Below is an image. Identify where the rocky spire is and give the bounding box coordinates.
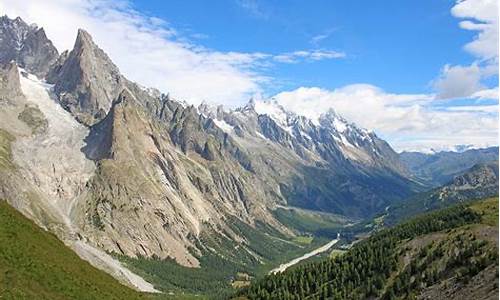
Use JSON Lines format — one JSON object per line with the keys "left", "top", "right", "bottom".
{"left": 48, "top": 28, "right": 124, "bottom": 126}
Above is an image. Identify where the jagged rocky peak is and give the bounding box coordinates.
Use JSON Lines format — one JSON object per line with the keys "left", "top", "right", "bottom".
{"left": 48, "top": 28, "right": 124, "bottom": 126}
{"left": 318, "top": 109, "right": 349, "bottom": 130}
{"left": 0, "top": 15, "right": 58, "bottom": 77}
{"left": 197, "top": 100, "right": 225, "bottom": 119}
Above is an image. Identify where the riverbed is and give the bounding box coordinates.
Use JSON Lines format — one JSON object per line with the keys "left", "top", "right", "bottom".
{"left": 269, "top": 237, "right": 340, "bottom": 274}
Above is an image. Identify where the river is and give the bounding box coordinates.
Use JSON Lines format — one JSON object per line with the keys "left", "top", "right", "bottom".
{"left": 269, "top": 234, "right": 340, "bottom": 274}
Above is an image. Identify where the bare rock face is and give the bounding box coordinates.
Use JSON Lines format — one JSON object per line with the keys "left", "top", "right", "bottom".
{"left": 47, "top": 29, "right": 124, "bottom": 126}
{"left": 74, "top": 88, "right": 284, "bottom": 266}
{"left": 0, "top": 62, "right": 23, "bottom": 103}
{"left": 0, "top": 16, "right": 58, "bottom": 78}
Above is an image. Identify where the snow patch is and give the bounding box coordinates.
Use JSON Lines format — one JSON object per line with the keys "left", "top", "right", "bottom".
{"left": 15, "top": 69, "right": 95, "bottom": 230}
{"left": 213, "top": 118, "right": 234, "bottom": 134}
{"left": 254, "top": 100, "right": 290, "bottom": 127}
{"left": 332, "top": 117, "right": 347, "bottom": 133}
{"left": 255, "top": 131, "right": 268, "bottom": 140}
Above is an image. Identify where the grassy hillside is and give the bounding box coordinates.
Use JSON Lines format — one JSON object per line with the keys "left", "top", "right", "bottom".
{"left": 273, "top": 206, "right": 352, "bottom": 238}
{"left": 238, "top": 198, "right": 498, "bottom": 299}
{"left": 0, "top": 200, "right": 151, "bottom": 300}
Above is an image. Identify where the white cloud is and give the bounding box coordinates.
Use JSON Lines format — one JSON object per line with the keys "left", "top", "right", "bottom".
{"left": 0, "top": 0, "right": 495, "bottom": 152}
{"left": 236, "top": 0, "right": 269, "bottom": 19}
{"left": 273, "top": 50, "right": 345, "bottom": 63}
{"left": 272, "top": 85, "right": 497, "bottom": 152}
{"left": 451, "top": 0, "right": 499, "bottom": 61}
{"left": 433, "top": 63, "right": 484, "bottom": 99}
{"left": 433, "top": 0, "right": 499, "bottom": 100}
{"left": 310, "top": 33, "right": 330, "bottom": 46}
{"left": 309, "top": 28, "right": 337, "bottom": 46}
{"left": 0, "top": 0, "right": 347, "bottom": 106}
{"left": 471, "top": 87, "right": 499, "bottom": 100}
{"left": 444, "top": 105, "right": 498, "bottom": 112}
{"left": 0, "top": 0, "right": 270, "bottom": 106}
{"left": 273, "top": 0, "right": 500, "bottom": 152}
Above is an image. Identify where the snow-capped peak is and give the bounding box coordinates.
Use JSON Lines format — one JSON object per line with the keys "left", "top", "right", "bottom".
{"left": 252, "top": 98, "right": 297, "bottom": 127}
{"left": 318, "top": 109, "right": 349, "bottom": 133}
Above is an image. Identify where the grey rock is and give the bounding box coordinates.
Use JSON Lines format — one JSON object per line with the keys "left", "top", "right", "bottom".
{"left": 47, "top": 29, "right": 124, "bottom": 126}
{"left": 0, "top": 16, "right": 58, "bottom": 77}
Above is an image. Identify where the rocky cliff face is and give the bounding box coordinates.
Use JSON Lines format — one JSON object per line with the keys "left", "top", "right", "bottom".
{"left": 0, "top": 15, "right": 425, "bottom": 284}
{"left": 0, "top": 16, "right": 58, "bottom": 77}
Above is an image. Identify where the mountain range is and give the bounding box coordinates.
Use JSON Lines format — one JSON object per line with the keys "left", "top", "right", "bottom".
{"left": 0, "top": 15, "right": 497, "bottom": 297}
{"left": 400, "top": 147, "right": 499, "bottom": 186}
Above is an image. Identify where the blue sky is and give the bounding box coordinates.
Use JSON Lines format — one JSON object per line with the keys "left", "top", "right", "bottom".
{"left": 134, "top": 0, "right": 479, "bottom": 94}
{"left": 0, "top": 0, "right": 498, "bottom": 152}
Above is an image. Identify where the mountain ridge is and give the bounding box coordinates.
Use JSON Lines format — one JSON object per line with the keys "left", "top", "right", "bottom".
{"left": 0, "top": 15, "right": 494, "bottom": 296}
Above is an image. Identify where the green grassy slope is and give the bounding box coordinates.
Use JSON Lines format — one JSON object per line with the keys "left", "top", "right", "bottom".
{"left": 0, "top": 200, "right": 150, "bottom": 300}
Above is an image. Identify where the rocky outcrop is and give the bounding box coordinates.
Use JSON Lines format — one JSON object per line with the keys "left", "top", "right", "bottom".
{"left": 198, "top": 99, "right": 420, "bottom": 216}
{"left": 0, "top": 16, "right": 58, "bottom": 77}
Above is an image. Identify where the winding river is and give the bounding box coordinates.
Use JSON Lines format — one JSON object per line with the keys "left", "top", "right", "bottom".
{"left": 269, "top": 234, "right": 340, "bottom": 274}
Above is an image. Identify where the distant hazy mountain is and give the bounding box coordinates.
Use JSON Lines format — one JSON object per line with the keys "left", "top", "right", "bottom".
{"left": 385, "top": 160, "right": 499, "bottom": 225}
{"left": 400, "top": 147, "right": 499, "bottom": 186}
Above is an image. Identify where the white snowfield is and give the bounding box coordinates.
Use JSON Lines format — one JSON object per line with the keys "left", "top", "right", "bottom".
{"left": 15, "top": 70, "right": 159, "bottom": 293}
{"left": 269, "top": 234, "right": 340, "bottom": 274}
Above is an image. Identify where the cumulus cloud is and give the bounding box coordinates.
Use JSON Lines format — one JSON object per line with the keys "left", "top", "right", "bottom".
{"left": 433, "top": 0, "right": 499, "bottom": 100}
{"left": 272, "top": 85, "right": 498, "bottom": 152}
{"left": 0, "top": 0, "right": 496, "bottom": 152}
{"left": 433, "top": 63, "right": 484, "bottom": 99}
{"left": 451, "top": 0, "right": 499, "bottom": 61}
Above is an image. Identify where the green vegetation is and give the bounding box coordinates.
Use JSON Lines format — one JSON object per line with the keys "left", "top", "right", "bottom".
{"left": 329, "top": 249, "right": 345, "bottom": 259}
{"left": 0, "top": 128, "right": 15, "bottom": 170}
{"left": 0, "top": 200, "right": 150, "bottom": 300}
{"left": 470, "top": 197, "right": 498, "bottom": 226}
{"left": 239, "top": 199, "right": 497, "bottom": 300}
{"left": 274, "top": 207, "right": 349, "bottom": 238}
{"left": 121, "top": 218, "right": 326, "bottom": 299}
{"left": 383, "top": 229, "right": 497, "bottom": 299}
{"left": 293, "top": 236, "right": 313, "bottom": 245}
